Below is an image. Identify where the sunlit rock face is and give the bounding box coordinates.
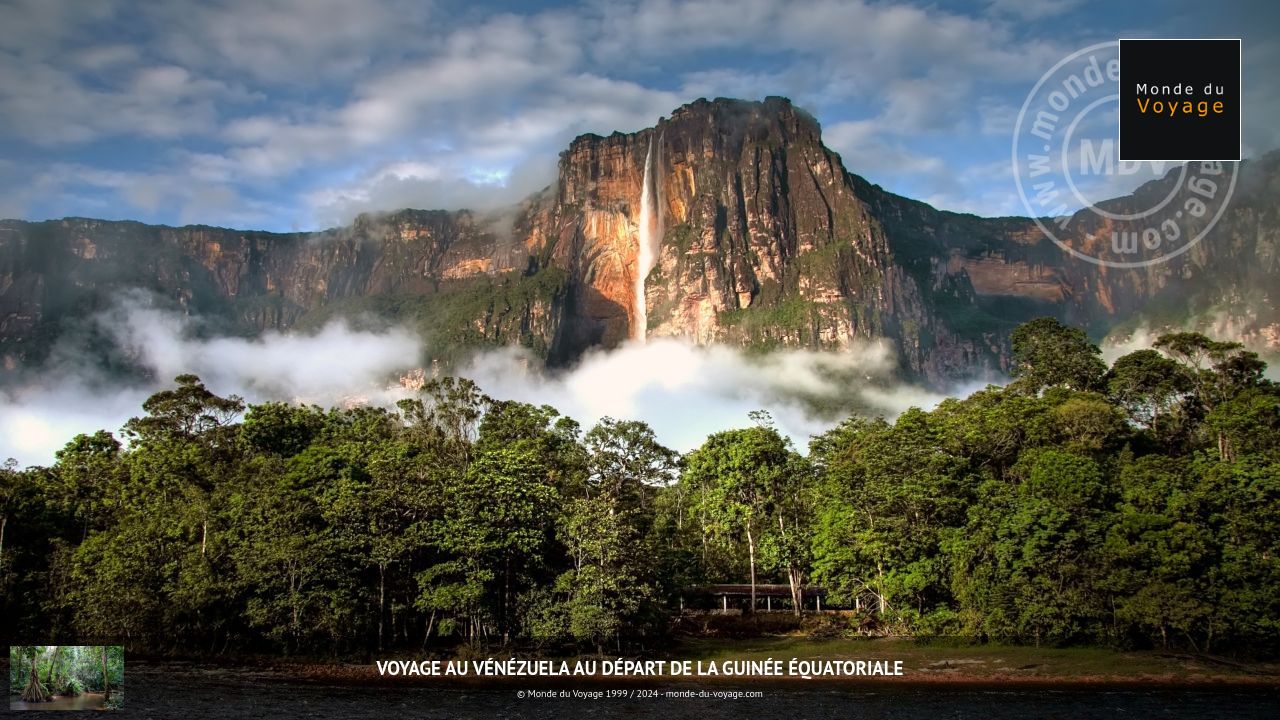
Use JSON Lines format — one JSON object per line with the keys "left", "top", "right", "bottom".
{"left": 524, "top": 97, "right": 1278, "bottom": 382}
{"left": 515, "top": 97, "right": 997, "bottom": 381}
{"left": 1, "top": 97, "right": 1277, "bottom": 386}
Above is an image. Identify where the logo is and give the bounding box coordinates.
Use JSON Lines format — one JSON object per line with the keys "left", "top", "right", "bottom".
{"left": 1012, "top": 41, "right": 1238, "bottom": 268}
{"left": 1119, "top": 39, "right": 1241, "bottom": 161}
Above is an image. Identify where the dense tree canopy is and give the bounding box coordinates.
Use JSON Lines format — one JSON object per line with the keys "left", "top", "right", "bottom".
{"left": 1010, "top": 317, "right": 1109, "bottom": 393}
{"left": 0, "top": 319, "right": 1277, "bottom": 657}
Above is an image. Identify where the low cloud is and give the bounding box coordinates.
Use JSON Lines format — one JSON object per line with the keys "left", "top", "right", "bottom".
{"left": 1103, "top": 313, "right": 1280, "bottom": 380}
{"left": 94, "top": 296, "right": 423, "bottom": 401}
{"left": 307, "top": 153, "right": 560, "bottom": 226}
{"left": 0, "top": 293, "right": 957, "bottom": 466}
{"left": 459, "top": 338, "right": 927, "bottom": 453}
{"left": 1, "top": 294, "right": 423, "bottom": 465}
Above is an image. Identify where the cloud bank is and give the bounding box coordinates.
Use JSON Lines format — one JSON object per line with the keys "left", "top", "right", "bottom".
{"left": 0, "top": 294, "right": 954, "bottom": 466}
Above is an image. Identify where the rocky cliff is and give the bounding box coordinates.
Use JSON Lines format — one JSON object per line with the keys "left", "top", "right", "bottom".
{"left": 511, "top": 97, "right": 1001, "bottom": 381}
{"left": 1, "top": 97, "right": 1277, "bottom": 386}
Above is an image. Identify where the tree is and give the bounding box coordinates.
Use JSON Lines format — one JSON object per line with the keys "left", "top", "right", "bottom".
{"left": 932, "top": 389, "right": 1056, "bottom": 480}
{"left": 535, "top": 496, "right": 655, "bottom": 651}
{"left": 0, "top": 459, "right": 17, "bottom": 565}
{"left": 1154, "top": 332, "right": 1240, "bottom": 373}
{"left": 4, "top": 321, "right": 1278, "bottom": 659}
{"left": 397, "top": 376, "right": 488, "bottom": 466}
{"left": 528, "top": 418, "right": 675, "bottom": 649}
{"left": 124, "top": 374, "right": 244, "bottom": 443}
{"left": 64, "top": 377, "right": 249, "bottom": 651}
{"left": 1191, "top": 455, "right": 1280, "bottom": 652}
{"left": 323, "top": 436, "right": 440, "bottom": 652}
{"left": 19, "top": 645, "right": 51, "bottom": 702}
{"left": 419, "top": 439, "right": 558, "bottom": 645}
{"left": 233, "top": 441, "right": 361, "bottom": 653}
{"left": 1154, "top": 333, "right": 1272, "bottom": 458}
{"left": 1010, "top": 317, "right": 1107, "bottom": 393}
{"left": 46, "top": 645, "right": 59, "bottom": 688}
{"left": 1102, "top": 455, "right": 1211, "bottom": 649}
{"left": 812, "top": 410, "right": 968, "bottom": 627}
{"left": 1107, "top": 349, "right": 1191, "bottom": 430}
{"left": 683, "top": 423, "right": 799, "bottom": 614}
{"left": 240, "top": 402, "right": 325, "bottom": 458}
{"left": 100, "top": 645, "right": 110, "bottom": 701}
{"left": 583, "top": 417, "right": 678, "bottom": 509}
{"left": 124, "top": 375, "right": 244, "bottom": 558}
{"left": 761, "top": 449, "right": 814, "bottom": 617}
{"left": 1205, "top": 389, "right": 1280, "bottom": 461}
{"left": 1153, "top": 332, "right": 1261, "bottom": 411}
{"left": 954, "top": 449, "right": 1110, "bottom": 645}
{"left": 1051, "top": 393, "right": 1128, "bottom": 453}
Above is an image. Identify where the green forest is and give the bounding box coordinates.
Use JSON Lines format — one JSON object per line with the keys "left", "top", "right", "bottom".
{"left": 0, "top": 319, "right": 1276, "bottom": 658}
{"left": 9, "top": 645, "right": 123, "bottom": 709}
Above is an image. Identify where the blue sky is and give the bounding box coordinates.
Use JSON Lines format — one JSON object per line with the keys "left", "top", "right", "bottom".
{"left": 1, "top": 0, "right": 1276, "bottom": 232}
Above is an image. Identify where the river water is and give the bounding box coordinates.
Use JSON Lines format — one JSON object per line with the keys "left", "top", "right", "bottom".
{"left": 9, "top": 691, "right": 106, "bottom": 710}
{"left": 106, "top": 665, "right": 1279, "bottom": 719}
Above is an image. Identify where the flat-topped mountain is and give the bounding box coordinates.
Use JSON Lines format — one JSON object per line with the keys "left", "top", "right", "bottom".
{"left": 1, "top": 97, "right": 1276, "bottom": 386}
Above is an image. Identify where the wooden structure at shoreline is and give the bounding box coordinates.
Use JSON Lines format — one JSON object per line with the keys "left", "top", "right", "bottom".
{"left": 684, "top": 584, "right": 828, "bottom": 612}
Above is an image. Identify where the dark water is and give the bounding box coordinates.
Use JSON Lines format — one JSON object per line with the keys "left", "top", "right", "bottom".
{"left": 110, "top": 665, "right": 1280, "bottom": 719}
{"left": 9, "top": 691, "right": 106, "bottom": 710}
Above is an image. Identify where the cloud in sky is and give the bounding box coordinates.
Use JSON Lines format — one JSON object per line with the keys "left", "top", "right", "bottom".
{"left": 0, "top": 0, "right": 1276, "bottom": 230}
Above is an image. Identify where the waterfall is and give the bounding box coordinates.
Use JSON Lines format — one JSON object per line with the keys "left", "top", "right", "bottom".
{"left": 634, "top": 135, "right": 662, "bottom": 341}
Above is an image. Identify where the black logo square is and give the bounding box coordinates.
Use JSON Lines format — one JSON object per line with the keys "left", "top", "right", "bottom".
{"left": 1119, "top": 39, "right": 1241, "bottom": 161}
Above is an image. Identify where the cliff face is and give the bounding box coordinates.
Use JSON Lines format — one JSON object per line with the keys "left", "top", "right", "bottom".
{"left": 0, "top": 209, "right": 565, "bottom": 374}
{"left": 519, "top": 97, "right": 1278, "bottom": 380}
{"left": 517, "top": 97, "right": 1004, "bottom": 381}
{"left": 1, "top": 97, "right": 1277, "bottom": 386}
{"left": 876, "top": 154, "right": 1280, "bottom": 350}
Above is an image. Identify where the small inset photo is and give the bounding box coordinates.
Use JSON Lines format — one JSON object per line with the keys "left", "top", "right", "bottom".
{"left": 9, "top": 646, "right": 123, "bottom": 711}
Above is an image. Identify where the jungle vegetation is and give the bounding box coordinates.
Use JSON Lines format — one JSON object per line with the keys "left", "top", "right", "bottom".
{"left": 9, "top": 645, "right": 122, "bottom": 706}
{"left": 0, "top": 319, "right": 1276, "bottom": 657}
